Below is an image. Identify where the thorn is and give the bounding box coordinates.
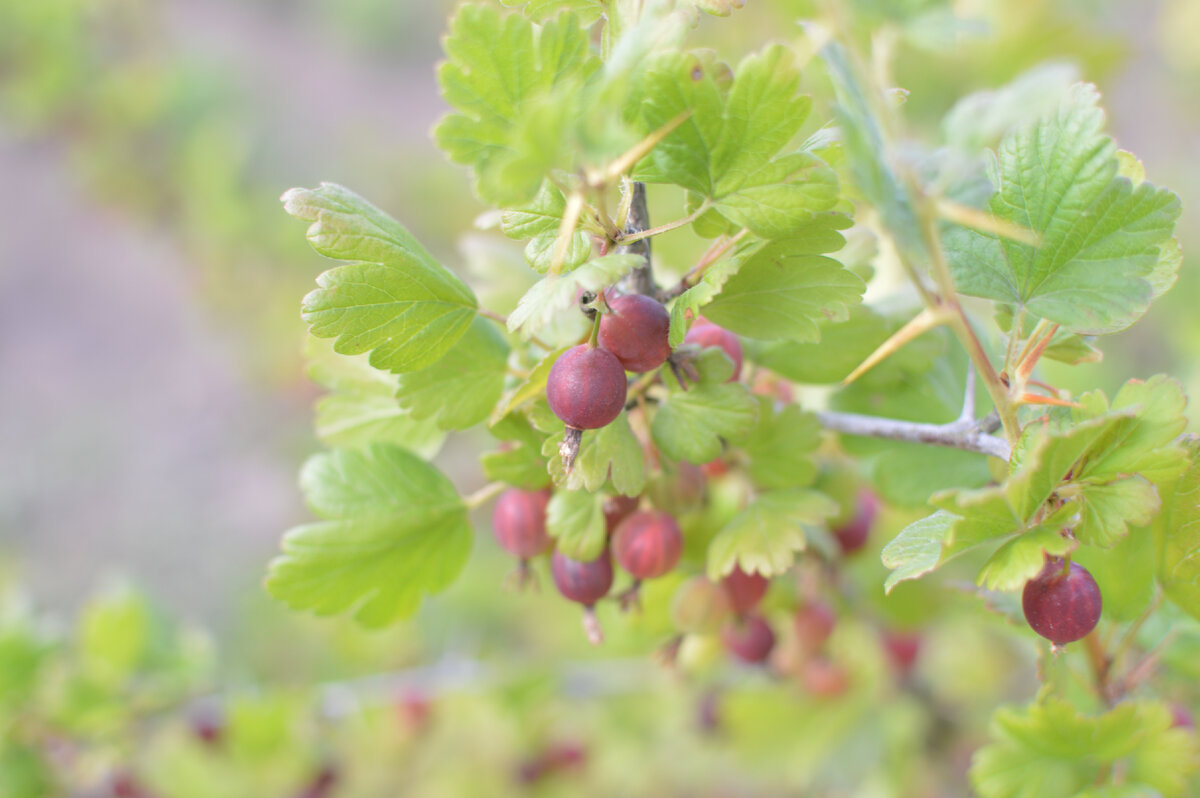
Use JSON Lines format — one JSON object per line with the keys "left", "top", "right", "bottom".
{"left": 841, "top": 306, "right": 952, "bottom": 387}
{"left": 1015, "top": 323, "right": 1060, "bottom": 382}
{"left": 935, "top": 198, "right": 1041, "bottom": 246}
{"left": 1017, "top": 393, "right": 1081, "bottom": 409}
{"left": 603, "top": 110, "right": 693, "bottom": 183}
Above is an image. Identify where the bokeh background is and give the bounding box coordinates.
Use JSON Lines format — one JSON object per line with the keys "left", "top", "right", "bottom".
{"left": 1, "top": 0, "right": 1199, "bottom": 794}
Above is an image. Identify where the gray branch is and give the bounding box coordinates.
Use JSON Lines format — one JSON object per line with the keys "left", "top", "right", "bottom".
{"left": 816, "top": 410, "right": 1011, "bottom": 460}
{"left": 618, "top": 181, "right": 656, "bottom": 296}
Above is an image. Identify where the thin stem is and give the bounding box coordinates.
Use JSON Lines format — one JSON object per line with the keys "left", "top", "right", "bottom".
{"left": 463, "top": 482, "right": 506, "bottom": 510}
{"left": 661, "top": 229, "right": 748, "bottom": 302}
{"left": 816, "top": 410, "right": 1011, "bottom": 459}
{"left": 587, "top": 309, "right": 602, "bottom": 348}
{"left": 1083, "top": 630, "right": 1113, "bottom": 707}
{"left": 478, "top": 307, "right": 508, "bottom": 325}
{"left": 615, "top": 202, "right": 710, "bottom": 247}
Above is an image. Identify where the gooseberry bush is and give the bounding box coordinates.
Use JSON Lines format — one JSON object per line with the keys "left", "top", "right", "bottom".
{"left": 257, "top": 1, "right": 1200, "bottom": 795}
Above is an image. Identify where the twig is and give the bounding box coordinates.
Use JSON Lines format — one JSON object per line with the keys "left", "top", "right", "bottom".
{"left": 617, "top": 181, "right": 656, "bottom": 297}
{"left": 816, "top": 410, "right": 1011, "bottom": 459}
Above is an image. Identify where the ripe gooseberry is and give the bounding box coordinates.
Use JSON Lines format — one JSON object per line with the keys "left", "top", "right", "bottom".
{"left": 684, "top": 318, "right": 743, "bottom": 382}
{"left": 551, "top": 550, "right": 615, "bottom": 644}
{"left": 597, "top": 293, "right": 671, "bottom": 372}
{"left": 612, "top": 510, "right": 683, "bottom": 580}
{"left": 546, "top": 345, "right": 627, "bottom": 430}
{"left": 721, "top": 566, "right": 770, "bottom": 615}
{"left": 1021, "top": 559, "right": 1102, "bottom": 645}
{"left": 722, "top": 614, "right": 776, "bottom": 664}
{"left": 492, "top": 488, "right": 552, "bottom": 561}
{"left": 833, "top": 488, "right": 880, "bottom": 555}
{"left": 793, "top": 600, "right": 836, "bottom": 656}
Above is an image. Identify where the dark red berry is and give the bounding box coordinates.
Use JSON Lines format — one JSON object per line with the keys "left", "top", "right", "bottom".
{"left": 602, "top": 494, "right": 640, "bottom": 535}
{"left": 794, "top": 601, "right": 836, "bottom": 655}
{"left": 396, "top": 688, "right": 433, "bottom": 731}
{"left": 833, "top": 488, "right": 880, "bottom": 555}
{"left": 551, "top": 551, "right": 614, "bottom": 606}
{"left": 684, "top": 318, "right": 743, "bottom": 382}
{"left": 492, "top": 488, "right": 552, "bottom": 559}
{"left": 721, "top": 567, "right": 770, "bottom": 615}
{"left": 612, "top": 510, "right": 683, "bottom": 580}
{"left": 722, "top": 614, "right": 776, "bottom": 664}
{"left": 546, "top": 345, "right": 627, "bottom": 430}
{"left": 188, "top": 702, "right": 224, "bottom": 747}
{"left": 881, "top": 629, "right": 922, "bottom": 677}
{"left": 800, "top": 656, "right": 849, "bottom": 697}
{"left": 1021, "top": 560, "right": 1102, "bottom": 645}
{"left": 597, "top": 293, "right": 671, "bottom": 372}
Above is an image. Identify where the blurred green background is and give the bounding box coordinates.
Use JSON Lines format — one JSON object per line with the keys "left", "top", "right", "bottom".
{"left": 1, "top": 0, "right": 1198, "bottom": 795}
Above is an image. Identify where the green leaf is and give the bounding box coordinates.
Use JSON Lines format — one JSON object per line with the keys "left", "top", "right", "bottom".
{"left": 394, "top": 316, "right": 509, "bottom": 431}
{"left": 651, "top": 351, "right": 758, "bottom": 464}
{"left": 435, "top": 6, "right": 599, "bottom": 204}
{"left": 481, "top": 446, "right": 550, "bottom": 490}
{"left": 544, "top": 412, "right": 646, "bottom": 496}
{"left": 741, "top": 399, "right": 820, "bottom": 489}
{"left": 78, "top": 587, "right": 151, "bottom": 684}
{"left": 501, "top": 182, "right": 593, "bottom": 273}
{"left": 975, "top": 511, "right": 1078, "bottom": 592}
{"left": 499, "top": 0, "right": 605, "bottom": 24}
{"left": 631, "top": 46, "right": 839, "bottom": 237}
{"left": 706, "top": 489, "right": 838, "bottom": 579}
{"left": 306, "top": 336, "right": 445, "bottom": 457}
{"left": 882, "top": 510, "right": 956, "bottom": 593}
{"left": 970, "top": 698, "right": 1199, "bottom": 798}
{"left": 546, "top": 490, "right": 606, "bottom": 560}
{"left": 702, "top": 237, "right": 864, "bottom": 341}
{"left": 1157, "top": 439, "right": 1200, "bottom": 621}
{"left": 1073, "top": 476, "right": 1158, "bottom": 548}
{"left": 266, "top": 445, "right": 471, "bottom": 627}
{"left": 0, "top": 742, "right": 53, "bottom": 798}
{"left": 945, "top": 84, "right": 1182, "bottom": 335}
{"left": 668, "top": 256, "right": 743, "bottom": 347}
{"left": 284, "top": 183, "right": 478, "bottom": 373}
{"left": 507, "top": 254, "right": 641, "bottom": 338}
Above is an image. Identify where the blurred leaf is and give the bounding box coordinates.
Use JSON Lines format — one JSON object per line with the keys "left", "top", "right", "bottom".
{"left": 507, "top": 253, "right": 640, "bottom": 337}
{"left": 395, "top": 316, "right": 509, "bottom": 431}
{"left": 942, "top": 62, "right": 1080, "bottom": 151}
{"left": 707, "top": 489, "right": 838, "bottom": 578}
{"left": 501, "top": 182, "right": 592, "bottom": 273}
{"left": 970, "top": 698, "right": 1199, "bottom": 798}
{"left": 651, "top": 350, "right": 758, "bottom": 464}
{"left": 1157, "top": 439, "right": 1200, "bottom": 621}
{"left": 266, "top": 445, "right": 470, "bottom": 627}
{"left": 78, "top": 587, "right": 151, "bottom": 684}
{"left": 742, "top": 399, "right": 820, "bottom": 489}
{"left": 545, "top": 411, "right": 646, "bottom": 495}
{"left": 945, "top": 84, "right": 1182, "bottom": 335}
{"left": 546, "top": 490, "right": 606, "bottom": 560}
{"left": 0, "top": 742, "right": 52, "bottom": 798}
{"left": 499, "top": 0, "right": 605, "bottom": 24}
{"left": 284, "top": 183, "right": 478, "bottom": 372}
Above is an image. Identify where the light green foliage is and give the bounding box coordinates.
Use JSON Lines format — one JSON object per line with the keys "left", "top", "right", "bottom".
{"left": 546, "top": 489, "right": 607, "bottom": 560}
{"left": 394, "top": 316, "right": 509, "bottom": 431}
{"left": 668, "top": 255, "right": 744, "bottom": 347}
{"left": 544, "top": 411, "right": 646, "bottom": 495}
{"left": 78, "top": 587, "right": 152, "bottom": 684}
{"left": 435, "top": 6, "right": 600, "bottom": 204}
{"left": 970, "top": 698, "right": 1199, "bottom": 798}
{"left": 266, "top": 445, "right": 471, "bottom": 627}
{"left": 306, "top": 336, "right": 445, "bottom": 457}
{"left": 702, "top": 235, "right": 865, "bottom": 342}
{"left": 501, "top": 182, "right": 593, "bottom": 273}
{"left": 706, "top": 489, "right": 839, "bottom": 579}
{"left": 1157, "top": 439, "right": 1200, "bottom": 620}
{"left": 506, "top": 253, "right": 641, "bottom": 338}
{"left": 651, "top": 350, "right": 758, "bottom": 464}
{"left": 631, "top": 46, "right": 841, "bottom": 238}
{"left": 742, "top": 400, "right": 820, "bottom": 489}
{"left": 946, "top": 84, "right": 1182, "bottom": 335}
{"left": 498, "top": 0, "right": 605, "bottom": 24}
{"left": 284, "top": 183, "right": 478, "bottom": 373}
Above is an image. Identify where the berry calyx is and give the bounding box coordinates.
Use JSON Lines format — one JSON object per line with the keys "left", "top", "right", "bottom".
{"left": 612, "top": 510, "right": 684, "bottom": 580}
{"left": 721, "top": 566, "right": 770, "bottom": 615}
{"left": 1021, "top": 559, "right": 1102, "bottom": 645}
{"left": 492, "top": 488, "right": 553, "bottom": 560}
{"left": 546, "top": 344, "right": 627, "bottom": 431}
{"left": 722, "top": 614, "right": 776, "bottom": 664}
{"left": 684, "top": 318, "right": 743, "bottom": 382}
{"left": 597, "top": 293, "right": 671, "bottom": 372}
{"left": 832, "top": 488, "right": 880, "bottom": 556}
{"left": 551, "top": 550, "right": 615, "bottom": 644}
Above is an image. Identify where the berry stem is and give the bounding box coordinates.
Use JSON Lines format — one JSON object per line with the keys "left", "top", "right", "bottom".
{"left": 582, "top": 607, "right": 604, "bottom": 645}
{"left": 1083, "top": 630, "right": 1114, "bottom": 707}
{"left": 464, "top": 481, "right": 507, "bottom": 510}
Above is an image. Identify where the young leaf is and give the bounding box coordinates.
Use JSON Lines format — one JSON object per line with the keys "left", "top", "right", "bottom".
{"left": 306, "top": 336, "right": 445, "bottom": 457}
{"left": 266, "top": 445, "right": 471, "bottom": 627}
{"left": 706, "top": 489, "right": 838, "bottom": 579}
{"left": 651, "top": 351, "right": 758, "bottom": 464}
{"left": 507, "top": 253, "right": 641, "bottom": 338}
{"left": 501, "top": 182, "right": 593, "bottom": 273}
{"left": 544, "top": 412, "right": 646, "bottom": 496}
{"left": 881, "top": 510, "right": 957, "bottom": 593}
{"left": 284, "top": 184, "right": 478, "bottom": 373}
{"left": 702, "top": 238, "right": 864, "bottom": 341}
{"left": 945, "top": 84, "right": 1182, "bottom": 335}
{"left": 632, "top": 46, "right": 840, "bottom": 238}
{"left": 546, "top": 490, "right": 607, "bottom": 561}
{"left": 435, "top": 6, "right": 599, "bottom": 204}
{"left": 970, "top": 698, "right": 1199, "bottom": 798}
{"left": 394, "top": 316, "right": 510, "bottom": 431}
